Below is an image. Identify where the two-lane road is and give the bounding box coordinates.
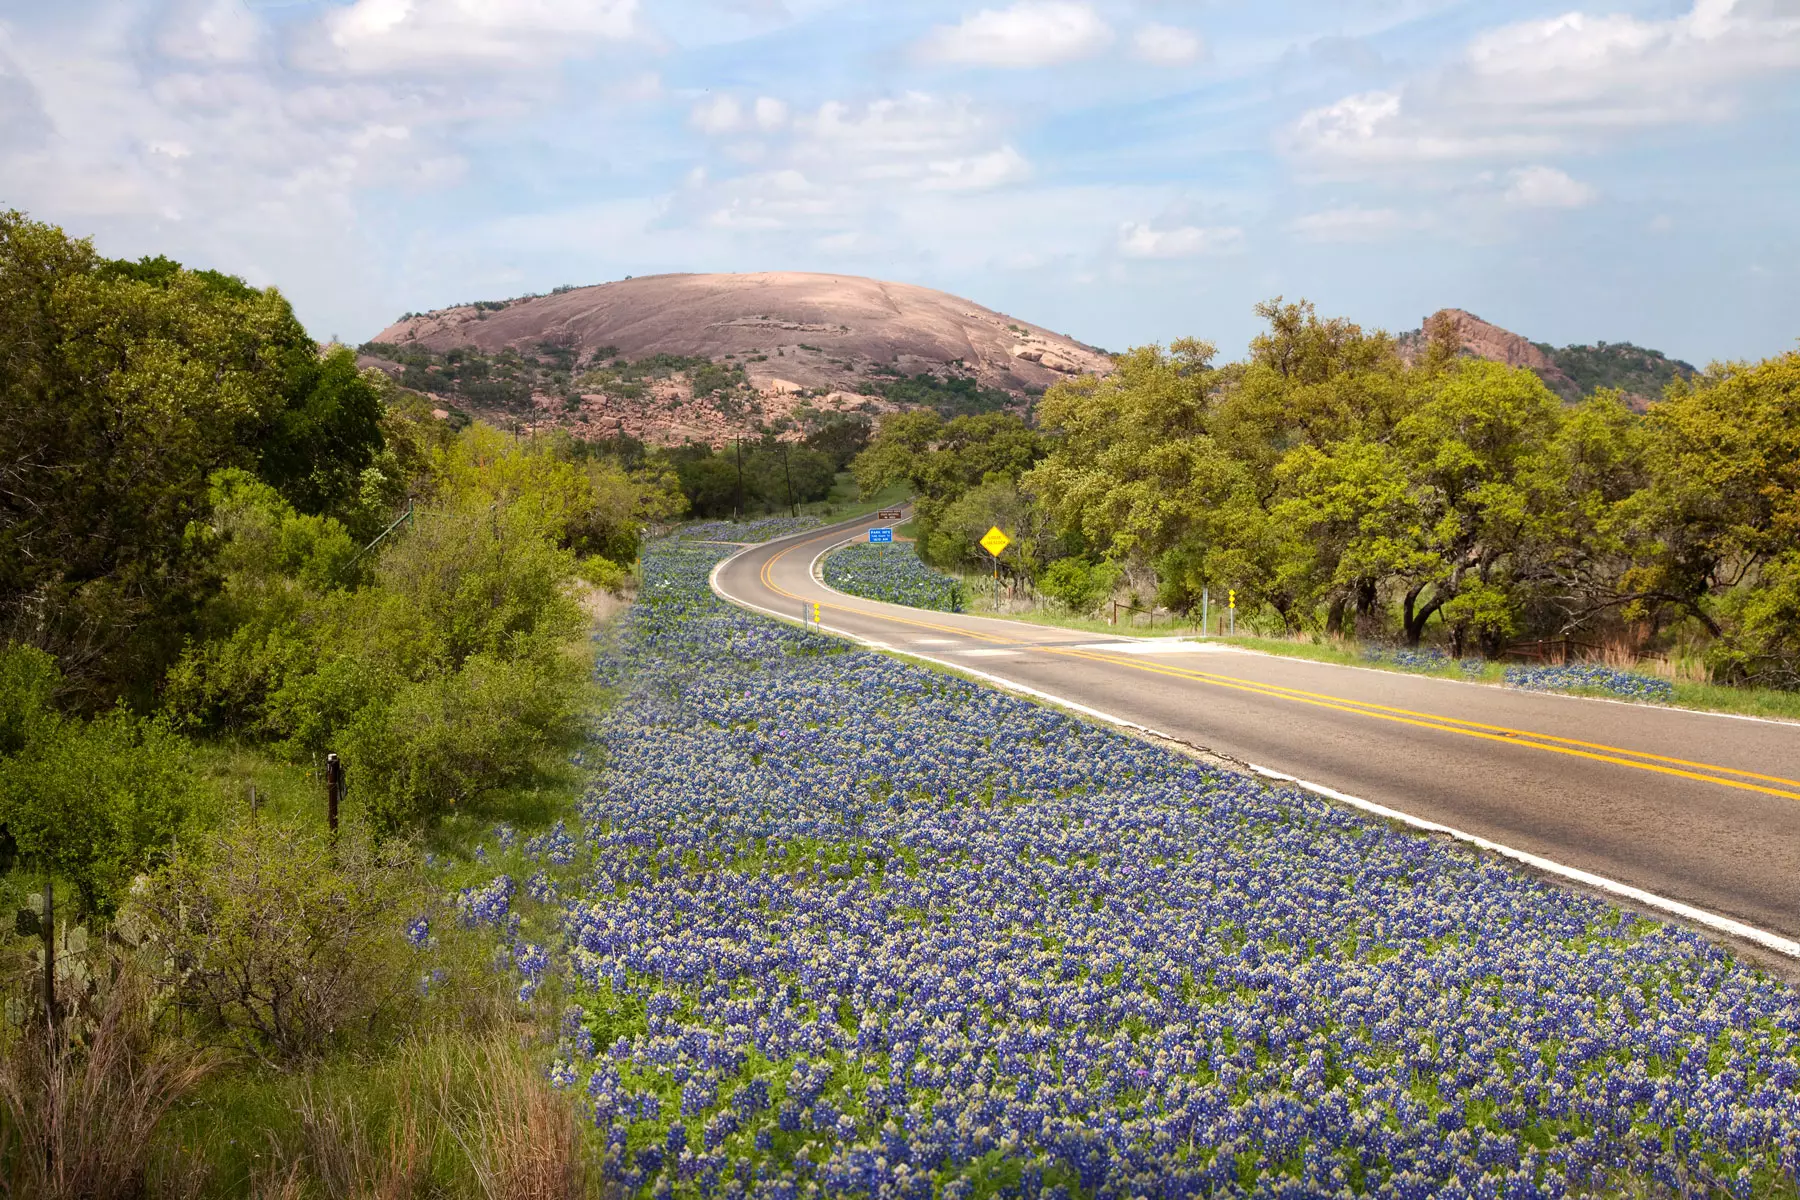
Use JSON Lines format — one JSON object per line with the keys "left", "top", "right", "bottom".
{"left": 713, "top": 515, "right": 1800, "bottom": 951}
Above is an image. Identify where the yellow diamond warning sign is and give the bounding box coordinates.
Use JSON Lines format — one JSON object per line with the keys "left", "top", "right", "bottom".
{"left": 979, "top": 526, "right": 1011, "bottom": 557}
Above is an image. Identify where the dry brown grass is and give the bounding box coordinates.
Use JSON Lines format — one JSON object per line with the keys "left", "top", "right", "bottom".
{"left": 199, "top": 1032, "right": 590, "bottom": 1200}
{"left": 0, "top": 963, "right": 217, "bottom": 1200}
{"left": 424, "top": 1036, "right": 587, "bottom": 1200}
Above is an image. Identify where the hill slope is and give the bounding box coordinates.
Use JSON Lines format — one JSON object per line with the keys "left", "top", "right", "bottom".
{"left": 362, "top": 272, "right": 1112, "bottom": 446}
{"left": 1397, "top": 309, "right": 1696, "bottom": 408}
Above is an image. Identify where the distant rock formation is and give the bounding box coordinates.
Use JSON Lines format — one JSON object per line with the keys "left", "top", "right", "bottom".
{"left": 1396, "top": 308, "right": 1696, "bottom": 409}
{"left": 363, "top": 272, "right": 1112, "bottom": 445}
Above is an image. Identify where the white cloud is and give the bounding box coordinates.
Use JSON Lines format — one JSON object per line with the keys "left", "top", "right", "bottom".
{"left": 692, "top": 94, "right": 790, "bottom": 136}
{"left": 798, "top": 93, "right": 993, "bottom": 166}
{"left": 753, "top": 96, "right": 789, "bottom": 131}
{"left": 1287, "top": 0, "right": 1800, "bottom": 169}
{"left": 918, "top": 1, "right": 1112, "bottom": 69}
{"left": 919, "top": 145, "right": 1030, "bottom": 191}
{"left": 673, "top": 93, "right": 1031, "bottom": 239}
{"left": 691, "top": 94, "right": 743, "bottom": 134}
{"left": 312, "top": 0, "right": 640, "bottom": 72}
{"left": 158, "top": 0, "right": 264, "bottom": 64}
{"left": 1289, "top": 206, "right": 1406, "bottom": 242}
{"left": 1132, "top": 23, "right": 1205, "bottom": 67}
{"left": 1118, "top": 221, "right": 1244, "bottom": 259}
{"left": 1502, "top": 165, "right": 1597, "bottom": 209}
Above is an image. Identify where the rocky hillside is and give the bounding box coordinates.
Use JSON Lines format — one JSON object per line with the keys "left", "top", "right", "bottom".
{"left": 361, "top": 272, "right": 1112, "bottom": 446}
{"left": 1397, "top": 309, "right": 1696, "bottom": 408}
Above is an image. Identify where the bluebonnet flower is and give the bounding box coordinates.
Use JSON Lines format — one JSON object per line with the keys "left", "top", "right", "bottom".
{"left": 455, "top": 874, "right": 514, "bottom": 928}
{"left": 404, "top": 915, "right": 430, "bottom": 947}
{"left": 1506, "top": 663, "right": 1676, "bottom": 702}
{"left": 530, "top": 541, "right": 1800, "bottom": 1197}
{"left": 676, "top": 517, "right": 820, "bottom": 544}
{"left": 824, "top": 543, "right": 964, "bottom": 612}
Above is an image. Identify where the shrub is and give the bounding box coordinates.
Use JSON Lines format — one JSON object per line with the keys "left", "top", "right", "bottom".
{"left": 136, "top": 821, "right": 421, "bottom": 1065}
{"left": 0, "top": 645, "right": 205, "bottom": 917}
{"left": 1038, "top": 557, "right": 1119, "bottom": 615}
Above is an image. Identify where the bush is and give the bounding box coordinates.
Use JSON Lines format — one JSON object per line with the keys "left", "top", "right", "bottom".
{"left": 1039, "top": 558, "right": 1120, "bottom": 615}
{"left": 0, "top": 644, "right": 205, "bottom": 917}
{"left": 136, "top": 821, "right": 422, "bottom": 1065}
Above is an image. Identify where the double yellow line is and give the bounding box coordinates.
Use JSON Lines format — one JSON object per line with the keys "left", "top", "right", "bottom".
{"left": 754, "top": 531, "right": 1800, "bottom": 805}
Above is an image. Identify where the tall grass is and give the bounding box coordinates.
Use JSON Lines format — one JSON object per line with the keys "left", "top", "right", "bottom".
{"left": 157, "top": 1031, "right": 592, "bottom": 1199}
{"left": 0, "top": 961, "right": 218, "bottom": 1199}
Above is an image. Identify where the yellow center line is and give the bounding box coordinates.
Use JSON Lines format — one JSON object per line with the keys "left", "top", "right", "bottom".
{"left": 1040, "top": 646, "right": 1800, "bottom": 804}
{"left": 748, "top": 531, "right": 1800, "bottom": 804}
{"left": 1049, "top": 650, "right": 1800, "bottom": 790}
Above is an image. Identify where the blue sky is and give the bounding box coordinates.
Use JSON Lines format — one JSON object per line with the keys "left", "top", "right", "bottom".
{"left": 1, "top": 0, "right": 1795, "bottom": 363}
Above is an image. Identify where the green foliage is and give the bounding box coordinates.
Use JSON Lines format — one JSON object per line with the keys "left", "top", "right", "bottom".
{"left": 1039, "top": 558, "right": 1122, "bottom": 615}
{"left": 801, "top": 414, "right": 872, "bottom": 471}
{"left": 666, "top": 437, "right": 836, "bottom": 518}
{"left": 1537, "top": 340, "right": 1698, "bottom": 402}
{"left": 135, "top": 820, "right": 421, "bottom": 1065}
{"left": 1630, "top": 352, "right": 1800, "bottom": 685}
{"left": 0, "top": 645, "right": 204, "bottom": 916}
{"left": 1021, "top": 301, "right": 1799, "bottom": 672}
{"left": 0, "top": 212, "right": 388, "bottom": 703}
{"left": 862, "top": 370, "right": 1016, "bottom": 417}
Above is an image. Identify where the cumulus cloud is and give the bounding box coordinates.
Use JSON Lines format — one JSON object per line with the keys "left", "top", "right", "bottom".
{"left": 1289, "top": 207, "right": 1407, "bottom": 242}
{"left": 753, "top": 96, "right": 789, "bottom": 131}
{"left": 1286, "top": 0, "right": 1800, "bottom": 169}
{"left": 690, "top": 94, "right": 743, "bottom": 134}
{"left": 311, "top": 0, "right": 640, "bottom": 72}
{"left": 158, "top": 0, "right": 264, "bottom": 64}
{"left": 919, "top": 145, "right": 1030, "bottom": 191}
{"left": 1502, "top": 165, "right": 1597, "bottom": 209}
{"left": 918, "top": 1, "right": 1112, "bottom": 68}
{"left": 1118, "top": 222, "right": 1244, "bottom": 259}
{"left": 675, "top": 93, "right": 1032, "bottom": 238}
{"left": 1132, "top": 23, "right": 1205, "bottom": 67}
{"left": 691, "top": 94, "right": 791, "bottom": 136}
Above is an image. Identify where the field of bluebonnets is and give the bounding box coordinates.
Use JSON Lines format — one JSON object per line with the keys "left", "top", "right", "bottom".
{"left": 825, "top": 542, "right": 966, "bottom": 612}
{"left": 470, "top": 541, "right": 1800, "bottom": 1199}
{"left": 1504, "top": 664, "right": 1678, "bottom": 704}
{"left": 678, "top": 517, "right": 822, "bottom": 543}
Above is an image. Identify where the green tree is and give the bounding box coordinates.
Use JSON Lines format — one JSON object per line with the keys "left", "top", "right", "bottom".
{"left": 854, "top": 410, "right": 1043, "bottom": 567}
{"left": 1627, "top": 352, "right": 1800, "bottom": 682}
{"left": 0, "top": 212, "right": 388, "bottom": 703}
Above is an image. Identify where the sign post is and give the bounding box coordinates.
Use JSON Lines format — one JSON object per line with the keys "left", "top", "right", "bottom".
{"left": 1228, "top": 589, "right": 1236, "bottom": 638}
{"left": 979, "top": 526, "right": 1011, "bottom": 606}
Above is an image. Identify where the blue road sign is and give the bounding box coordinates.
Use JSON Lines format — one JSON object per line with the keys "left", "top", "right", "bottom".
{"left": 869, "top": 528, "right": 894, "bottom": 543}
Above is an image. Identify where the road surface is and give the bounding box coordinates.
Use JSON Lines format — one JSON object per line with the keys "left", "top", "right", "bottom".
{"left": 712, "top": 515, "right": 1800, "bottom": 950}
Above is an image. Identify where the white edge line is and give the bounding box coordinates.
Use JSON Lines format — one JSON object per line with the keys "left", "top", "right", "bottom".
{"left": 789, "top": 522, "right": 1800, "bottom": 729}
{"left": 708, "top": 541, "right": 1800, "bottom": 962}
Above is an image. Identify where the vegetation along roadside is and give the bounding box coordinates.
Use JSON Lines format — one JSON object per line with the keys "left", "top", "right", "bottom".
{"left": 0, "top": 210, "right": 670, "bottom": 1195}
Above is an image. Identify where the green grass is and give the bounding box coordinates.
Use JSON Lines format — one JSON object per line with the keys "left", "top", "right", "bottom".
{"left": 792, "top": 476, "right": 908, "bottom": 523}
{"left": 953, "top": 593, "right": 1197, "bottom": 639}
{"left": 186, "top": 724, "right": 593, "bottom": 860}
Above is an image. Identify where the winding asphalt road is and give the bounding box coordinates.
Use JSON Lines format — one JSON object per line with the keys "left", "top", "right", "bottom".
{"left": 712, "top": 514, "right": 1800, "bottom": 953}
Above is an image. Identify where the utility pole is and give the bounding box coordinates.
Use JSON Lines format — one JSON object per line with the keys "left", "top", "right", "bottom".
{"left": 781, "top": 441, "right": 795, "bottom": 517}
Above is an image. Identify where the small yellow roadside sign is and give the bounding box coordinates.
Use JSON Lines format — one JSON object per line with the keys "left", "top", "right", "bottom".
{"left": 980, "top": 526, "right": 1011, "bottom": 557}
